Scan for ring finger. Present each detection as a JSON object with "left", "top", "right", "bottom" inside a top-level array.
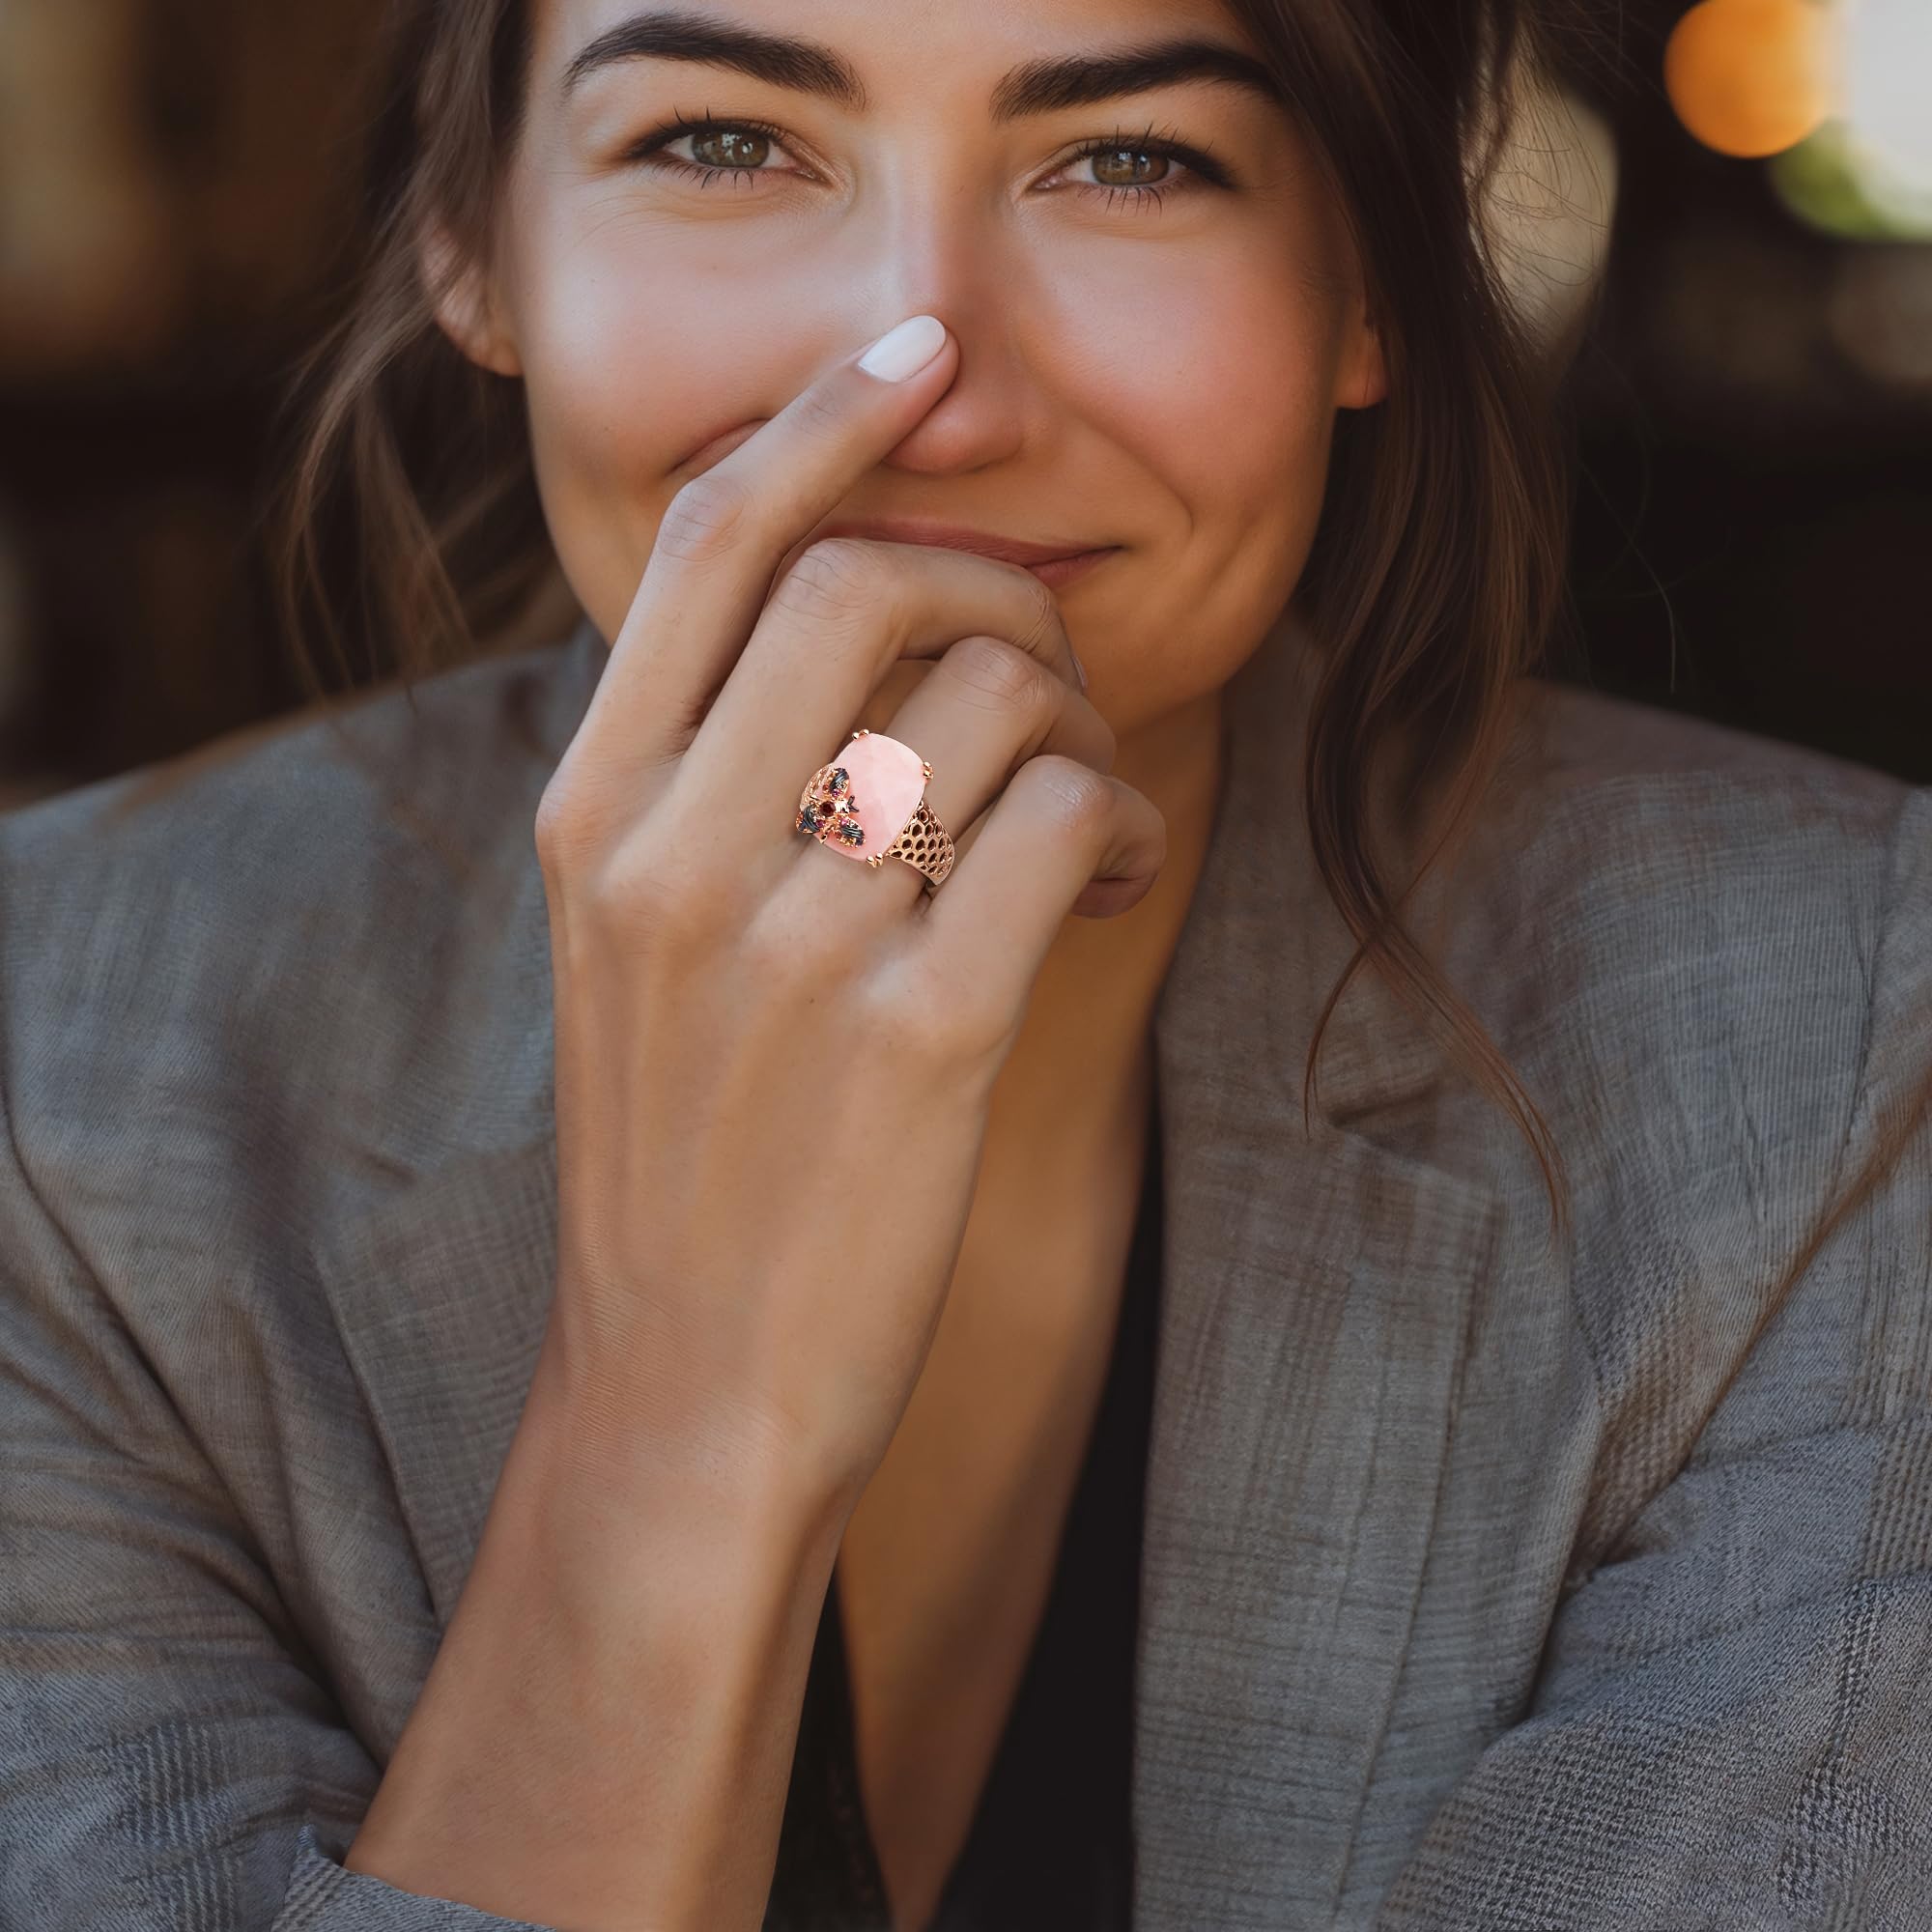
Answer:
[
  {"left": 675, "top": 537, "right": 1096, "bottom": 884},
  {"left": 781, "top": 627, "right": 1116, "bottom": 915}
]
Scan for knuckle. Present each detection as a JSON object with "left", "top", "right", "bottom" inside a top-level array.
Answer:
[
  {"left": 787, "top": 378, "right": 849, "bottom": 446},
  {"left": 942, "top": 633, "right": 1050, "bottom": 714},
  {"left": 860, "top": 955, "right": 975, "bottom": 1055},
  {"left": 1008, "top": 568, "right": 1066, "bottom": 663},
  {"left": 533, "top": 779, "right": 589, "bottom": 872},
  {"left": 749, "top": 897, "right": 864, "bottom": 988},
  {"left": 655, "top": 471, "right": 756, "bottom": 564},
  {"left": 533, "top": 761, "right": 612, "bottom": 871},
  {"left": 871, "top": 952, "right": 1012, "bottom": 1068},
  {"left": 534, "top": 750, "right": 658, "bottom": 870},
  {"left": 769, "top": 536, "right": 892, "bottom": 631},
  {"left": 1013, "top": 753, "right": 1114, "bottom": 834},
  {"left": 579, "top": 836, "right": 733, "bottom": 952}
]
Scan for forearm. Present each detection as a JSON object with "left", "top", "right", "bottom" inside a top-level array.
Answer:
[{"left": 343, "top": 1324, "right": 849, "bottom": 1932}]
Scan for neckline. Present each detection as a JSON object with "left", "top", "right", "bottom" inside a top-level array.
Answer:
[{"left": 810, "top": 1081, "right": 1164, "bottom": 1928}]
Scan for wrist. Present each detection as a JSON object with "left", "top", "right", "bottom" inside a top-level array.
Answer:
[
  {"left": 345, "top": 1320, "right": 848, "bottom": 1927},
  {"left": 511, "top": 1314, "right": 855, "bottom": 1591}
]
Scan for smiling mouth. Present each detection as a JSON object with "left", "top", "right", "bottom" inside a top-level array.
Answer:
[
  {"left": 811, "top": 518, "right": 1119, "bottom": 568},
  {"left": 1020, "top": 548, "right": 1121, "bottom": 588}
]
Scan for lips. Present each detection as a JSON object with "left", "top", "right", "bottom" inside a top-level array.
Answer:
[{"left": 812, "top": 518, "right": 1114, "bottom": 568}]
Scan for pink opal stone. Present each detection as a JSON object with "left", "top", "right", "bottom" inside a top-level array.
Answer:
[{"left": 824, "top": 731, "right": 925, "bottom": 861}]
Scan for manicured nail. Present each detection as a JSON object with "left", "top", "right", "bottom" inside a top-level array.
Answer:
[{"left": 857, "top": 314, "right": 948, "bottom": 382}]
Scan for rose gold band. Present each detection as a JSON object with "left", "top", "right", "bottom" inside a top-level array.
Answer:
[{"left": 877, "top": 793, "right": 956, "bottom": 891}]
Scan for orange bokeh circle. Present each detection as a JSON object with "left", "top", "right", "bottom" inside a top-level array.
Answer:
[{"left": 1664, "top": 0, "right": 1843, "bottom": 159}]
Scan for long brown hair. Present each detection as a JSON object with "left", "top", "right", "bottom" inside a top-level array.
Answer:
[{"left": 271, "top": 0, "right": 1929, "bottom": 1285}]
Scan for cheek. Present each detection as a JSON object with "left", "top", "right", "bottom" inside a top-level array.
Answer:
[
  {"left": 1125, "top": 294, "right": 1335, "bottom": 537},
  {"left": 506, "top": 201, "right": 803, "bottom": 626},
  {"left": 1010, "top": 229, "right": 1345, "bottom": 716},
  {"left": 1037, "top": 228, "right": 1341, "bottom": 549}
]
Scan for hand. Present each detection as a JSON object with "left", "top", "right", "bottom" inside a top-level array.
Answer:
[{"left": 531, "top": 313, "right": 1167, "bottom": 1526}]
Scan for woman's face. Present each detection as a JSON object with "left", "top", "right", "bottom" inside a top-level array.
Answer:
[{"left": 447, "top": 0, "right": 1386, "bottom": 735}]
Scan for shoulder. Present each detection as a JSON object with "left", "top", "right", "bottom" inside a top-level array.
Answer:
[
  {"left": 0, "top": 628, "right": 600, "bottom": 1654},
  {"left": 0, "top": 624, "right": 599, "bottom": 1216},
  {"left": 1451, "top": 679, "right": 1930, "bottom": 1449},
  {"left": 1469, "top": 677, "right": 1929, "bottom": 1176},
  {"left": 1333, "top": 675, "right": 1930, "bottom": 1244},
  {"left": 0, "top": 618, "right": 594, "bottom": 897},
  {"left": 1502, "top": 671, "right": 1918, "bottom": 895},
  {"left": 1461, "top": 677, "right": 1925, "bottom": 1066}
]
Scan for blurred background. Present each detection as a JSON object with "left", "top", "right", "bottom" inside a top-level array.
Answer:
[{"left": 0, "top": 0, "right": 1924, "bottom": 809}]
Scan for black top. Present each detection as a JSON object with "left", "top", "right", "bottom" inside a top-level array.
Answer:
[{"left": 763, "top": 1089, "right": 1165, "bottom": 1932}]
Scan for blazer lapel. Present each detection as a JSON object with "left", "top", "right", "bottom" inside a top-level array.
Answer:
[
  {"left": 313, "top": 623, "right": 604, "bottom": 1633},
  {"left": 316, "top": 1127, "right": 564, "bottom": 1630},
  {"left": 1134, "top": 611, "right": 1505, "bottom": 1927}
]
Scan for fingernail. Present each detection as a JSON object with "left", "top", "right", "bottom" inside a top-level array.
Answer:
[
  {"left": 1071, "top": 646, "right": 1089, "bottom": 691},
  {"left": 857, "top": 314, "right": 948, "bottom": 382}
]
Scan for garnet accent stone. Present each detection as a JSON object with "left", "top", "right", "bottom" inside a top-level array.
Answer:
[{"left": 798, "top": 769, "right": 863, "bottom": 848}]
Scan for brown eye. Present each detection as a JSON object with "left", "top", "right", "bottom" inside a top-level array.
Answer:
[
  {"left": 1055, "top": 131, "right": 1229, "bottom": 210},
  {"left": 688, "top": 127, "right": 773, "bottom": 171},
  {"left": 1086, "top": 147, "right": 1174, "bottom": 190}
]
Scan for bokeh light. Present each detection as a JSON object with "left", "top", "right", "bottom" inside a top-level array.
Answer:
[
  {"left": 1771, "top": 121, "right": 1932, "bottom": 241},
  {"left": 1664, "top": 0, "right": 1843, "bottom": 159},
  {"left": 1842, "top": 0, "right": 1932, "bottom": 190}
]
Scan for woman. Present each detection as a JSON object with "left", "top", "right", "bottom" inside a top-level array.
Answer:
[{"left": 2, "top": 1, "right": 1927, "bottom": 1929}]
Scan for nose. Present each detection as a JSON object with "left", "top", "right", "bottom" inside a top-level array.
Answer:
[{"left": 840, "top": 189, "right": 1035, "bottom": 476}]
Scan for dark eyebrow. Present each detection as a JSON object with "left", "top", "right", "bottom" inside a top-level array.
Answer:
[{"left": 561, "top": 11, "right": 1288, "bottom": 121}]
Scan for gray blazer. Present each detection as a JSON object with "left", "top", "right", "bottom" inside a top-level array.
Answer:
[{"left": 3, "top": 611, "right": 1928, "bottom": 1930}]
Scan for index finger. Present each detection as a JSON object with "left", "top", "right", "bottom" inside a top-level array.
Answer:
[{"left": 576, "top": 315, "right": 959, "bottom": 776}]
